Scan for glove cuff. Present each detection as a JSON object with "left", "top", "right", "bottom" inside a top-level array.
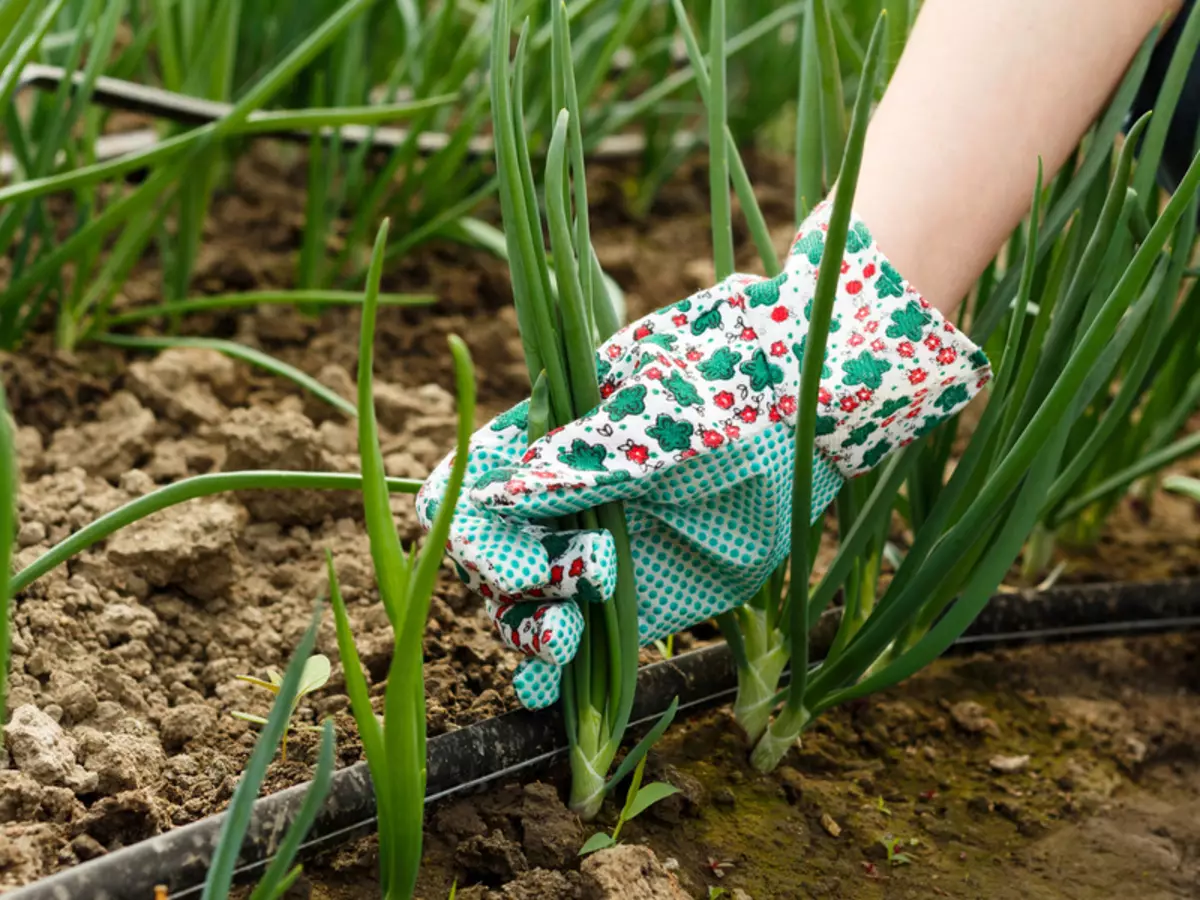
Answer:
[{"left": 780, "top": 202, "right": 992, "bottom": 478}]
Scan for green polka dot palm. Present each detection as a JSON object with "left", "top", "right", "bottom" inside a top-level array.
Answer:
[{"left": 416, "top": 204, "right": 991, "bottom": 709}]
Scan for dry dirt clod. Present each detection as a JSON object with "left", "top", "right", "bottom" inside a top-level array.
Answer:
[
  {"left": 455, "top": 830, "right": 529, "bottom": 881},
  {"left": 579, "top": 845, "right": 689, "bottom": 900},
  {"left": 126, "top": 347, "right": 243, "bottom": 426},
  {"left": 4, "top": 705, "right": 78, "bottom": 786},
  {"left": 950, "top": 700, "right": 1001, "bottom": 737},
  {"left": 105, "top": 499, "right": 245, "bottom": 601},
  {"left": 820, "top": 812, "right": 842, "bottom": 837},
  {"left": 0, "top": 771, "right": 46, "bottom": 822},
  {"left": 43, "top": 392, "right": 154, "bottom": 480},
  {"left": 518, "top": 783, "right": 583, "bottom": 869},
  {"left": 159, "top": 704, "right": 219, "bottom": 752},
  {"left": 989, "top": 754, "right": 1031, "bottom": 774}
]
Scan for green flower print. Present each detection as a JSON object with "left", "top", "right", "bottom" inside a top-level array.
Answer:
[
  {"left": 663, "top": 371, "right": 704, "bottom": 407},
  {"left": 698, "top": 346, "right": 743, "bottom": 381},
  {"left": 863, "top": 439, "right": 893, "bottom": 468},
  {"left": 876, "top": 261, "right": 905, "bottom": 299},
  {"left": 575, "top": 577, "right": 604, "bottom": 604},
  {"left": 885, "top": 299, "right": 932, "bottom": 341},
  {"left": 641, "top": 333, "right": 678, "bottom": 351},
  {"left": 933, "top": 383, "right": 970, "bottom": 412},
  {"left": 969, "top": 349, "right": 988, "bottom": 368},
  {"left": 873, "top": 396, "right": 911, "bottom": 419},
  {"left": 841, "top": 351, "right": 893, "bottom": 391},
  {"left": 793, "top": 337, "right": 832, "bottom": 378},
  {"left": 842, "top": 422, "right": 878, "bottom": 448},
  {"left": 845, "top": 220, "right": 872, "bottom": 253},
  {"left": 803, "top": 299, "right": 843, "bottom": 331},
  {"left": 596, "top": 470, "right": 633, "bottom": 486},
  {"left": 454, "top": 560, "right": 471, "bottom": 584},
  {"left": 673, "top": 298, "right": 692, "bottom": 313},
  {"left": 739, "top": 349, "right": 785, "bottom": 392},
  {"left": 474, "top": 467, "right": 517, "bottom": 490},
  {"left": 793, "top": 229, "right": 824, "bottom": 265},
  {"left": 745, "top": 273, "right": 787, "bottom": 308},
  {"left": 816, "top": 415, "right": 837, "bottom": 436},
  {"left": 691, "top": 301, "right": 724, "bottom": 336},
  {"left": 558, "top": 439, "right": 609, "bottom": 471},
  {"left": 647, "top": 414, "right": 695, "bottom": 452},
  {"left": 596, "top": 357, "right": 612, "bottom": 380},
  {"left": 491, "top": 403, "right": 529, "bottom": 432},
  {"left": 540, "top": 532, "right": 575, "bottom": 561},
  {"left": 608, "top": 384, "right": 647, "bottom": 420}
]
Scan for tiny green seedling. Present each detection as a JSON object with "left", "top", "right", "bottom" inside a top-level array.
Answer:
[
  {"left": 874, "top": 795, "right": 892, "bottom": 817},
  {"left": 231, "top": 654, "right": 331, "bottom": 762},
  {"left": 578, "top": 755, "right": 680, "bottom": 856},
  {"left": 653, "top": 634, "right": 675, "bottom": 660},
  {"left": 708, "top": 888, "right": 728, "bottom": 899},
  {"left": 881, "top": 835, "right": 918, "bottom": 867}
]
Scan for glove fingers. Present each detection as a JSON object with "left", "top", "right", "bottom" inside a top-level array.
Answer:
[
  {"left": 447, "top": 508, "right": 551, "bottom": 595},
  {"left": 486, "top": 597, "right": 584, "bottom": 666},
  {"left": 512, "top": 658, "right": 562, "bottom": 710}
]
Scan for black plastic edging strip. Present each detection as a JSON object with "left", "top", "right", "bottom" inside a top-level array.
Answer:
[{"left": 10, "top": 577, "right": 1200, "bottom": 900}]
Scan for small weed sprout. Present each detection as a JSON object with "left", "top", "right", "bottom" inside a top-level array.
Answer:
[
  {"left": 881, "top": 835, "right": 918, "bottom": 867},
  {"left": 231, "top": 654, "right": 331, "bottom": 762},
  {"left": 578, "top": 755, "right": 680, "bottom": 856}
]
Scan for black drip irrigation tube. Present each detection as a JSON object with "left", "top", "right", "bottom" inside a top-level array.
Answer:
[{"left": 11, "top": 577, "right": 1200, "bottom": 900}]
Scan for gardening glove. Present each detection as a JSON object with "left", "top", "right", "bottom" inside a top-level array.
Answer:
[{"left": 416, "top": 200, "right": 991, "bottom": 710}]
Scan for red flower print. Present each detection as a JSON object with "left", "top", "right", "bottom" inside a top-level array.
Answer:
[
  {"left": 528, "top": 588, "right": 545, "bottom": 599},
  {"left": 680, "top": 448, "right": 698, "bottom": 460},
  {"left": 770, "top": 341, "right": 788, "bottom": 357},
  {"left": 625, "top": 443, "right": 649, "bottom": 464},
  {"left": 634, "top": 324, "right": 653, "bottom": 340},
  {"left": 863, "top": 263, "right": 877, "bottom": 278},
  {"left": 919, "top": 297, "right": 931, "bottom": 309},
  {"left": 871, "top": 339, "right": 886, "bottom": 352},
  {"left": 741, "top": 326, "right": 757, "bottom": 341},
  {"left": 849, "top": 333, "right": 865, "bottom": 347},
  {"left": 740, "top": 406, "right": 758, "bottom": 423},
  {"left": 687, "top": 349, "right": 702, "bottom": 362},
  {"left": 856, "top": 387, "right": 873, "bottom": 402},
  {"left": 846, "top": 280, "right": 862, "bottom": 295},
  {"left": 724, "top": 423, "right": 741, "bottom": 439},
  {"left": 701, "top": 428, "right": 724, "bottom": 448},
  {"left": 541, "top": 629, "right": 552, "bottom": 646},
  {"left": 522, "top": 448, "right": 538, "bottom": 463},
  {"left": 924, "top": 334, "right": 942, "bottom": 351},
  {"left": 882, "top": 415, "right": 896, "bottom": 427},
  {"left": 943, "top": 322, "right": 955, "bottom": 332},
  {"left": 898, "top": 341, "right": 915, "bottom": 358},
  {"left": 600, "top": 381, "right": 616, "bottom": 398},
  {"left": 769, "top": 405, "right": 782, "bottom": 423},
  {"left": 818, "top": 387, "right": 832, "bottom": 405},
  {"left": 729, "top": 294, "right": 746, "bottom": 310},
  {"left": 607, "top": 344, "right": 622, "bottom": 360},
  {"left": 672, "top": 313, "right": 688, "bottom": 326},
  {"left": 855, "top": 305, "right": 871, "bottom": 321},
  {"left": 908, "top": 368, "right": 927, "bottom": 385},
  {"left": 714, "top": 391, "right": 735, "bottom": 409},
  {"left": 941, "top": 376, "right": 956, "bottom": 386},
  {"left": 840, "top": 260, "right": 850, "bottom": 274},
  {"left": 549, "top": 565, "right": 564, "bottom": 585},
  {"left": 569, "top": 558, "right": 585, "bottom": 577},
  {"left": 937, "top": 347, "right": 958, "bottom": 365},
  {"left": 864, "top": 320, "right": 878, "bottom": 334},
  {"left": 779, "top": 394, "right": 797, "bottom": 415},
  {"left": 914, "top": 388, "right": 929, "bottom": 400},
  {"left": 771, "top": 305, "right": 789, "bottom": 322},
  {"left": 480, "top": 583, "right": 493, "bottom": 597},
  {"left": 840, "top": 395, "right": 859, "bottom": 412},
  {"left": 646, "top": 367, "right": 663, "bottom": 380},
  {"left": 978, "top": 374, "right": 991, "bottom": 388},
  {"left": 506, "top": 480, "right": 529, "bottom": 495}
]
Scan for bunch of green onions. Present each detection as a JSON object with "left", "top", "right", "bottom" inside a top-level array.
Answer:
[
  {"left": 490, "top": 0, "right": 677, "bottom": 820},
  {"left": 676, "top": 1, "right": 1200, "bottom": 771}
]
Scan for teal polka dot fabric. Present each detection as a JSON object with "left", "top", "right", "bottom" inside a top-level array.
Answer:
[{"left": 416, "top": 204, "right": 991, "bottom": 709}]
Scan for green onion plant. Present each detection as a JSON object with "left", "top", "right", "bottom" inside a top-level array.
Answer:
[
  {"left": 201, "top": 603, "right": 338, "bottom": 900},
  {"left": 326, "top": 219, "right": 475, "bottom": 900},
  {"left": 490, "top": 0, "right": 678, "bottom": 820},
  {"left": 675, "top": 6, "right": 1200, "bottom": 771}
]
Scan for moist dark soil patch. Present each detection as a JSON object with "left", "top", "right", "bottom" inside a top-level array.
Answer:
[{"left": 1, "top": 145, "right": 1198, "bottom": 892}]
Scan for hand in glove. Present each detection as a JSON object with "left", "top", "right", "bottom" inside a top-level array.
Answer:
[{"left": 416, "top": 202, "right": 990, "bottom": 709}]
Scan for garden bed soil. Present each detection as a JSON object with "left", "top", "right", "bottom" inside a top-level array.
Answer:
[{"left": 1, "top": 147, "right": 1199, "bottom": 896}]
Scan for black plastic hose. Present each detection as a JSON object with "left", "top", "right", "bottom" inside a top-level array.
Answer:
[{"left": 8, "top": 577, "right": 1200, "bottom": 900}]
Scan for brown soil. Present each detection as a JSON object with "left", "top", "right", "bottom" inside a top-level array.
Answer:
[{"left": 1, "top": 146, "right": 1199, "bottom": 896}]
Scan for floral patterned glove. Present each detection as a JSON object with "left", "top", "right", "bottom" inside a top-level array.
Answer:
[{"left": 416, "top": 202, "right": 991, "bottom": 709}]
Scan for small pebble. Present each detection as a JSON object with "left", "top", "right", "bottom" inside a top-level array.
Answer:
[
  {"left": 820, "top": 812, "right": 842, "bottom": 837},
  {"left": 989, "top": 754, "right": 1030, "bottom": 774}
]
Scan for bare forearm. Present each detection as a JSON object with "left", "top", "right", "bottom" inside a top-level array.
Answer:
[{"left": 854, "top": 0, "right": 1182, "bottom": 315}]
